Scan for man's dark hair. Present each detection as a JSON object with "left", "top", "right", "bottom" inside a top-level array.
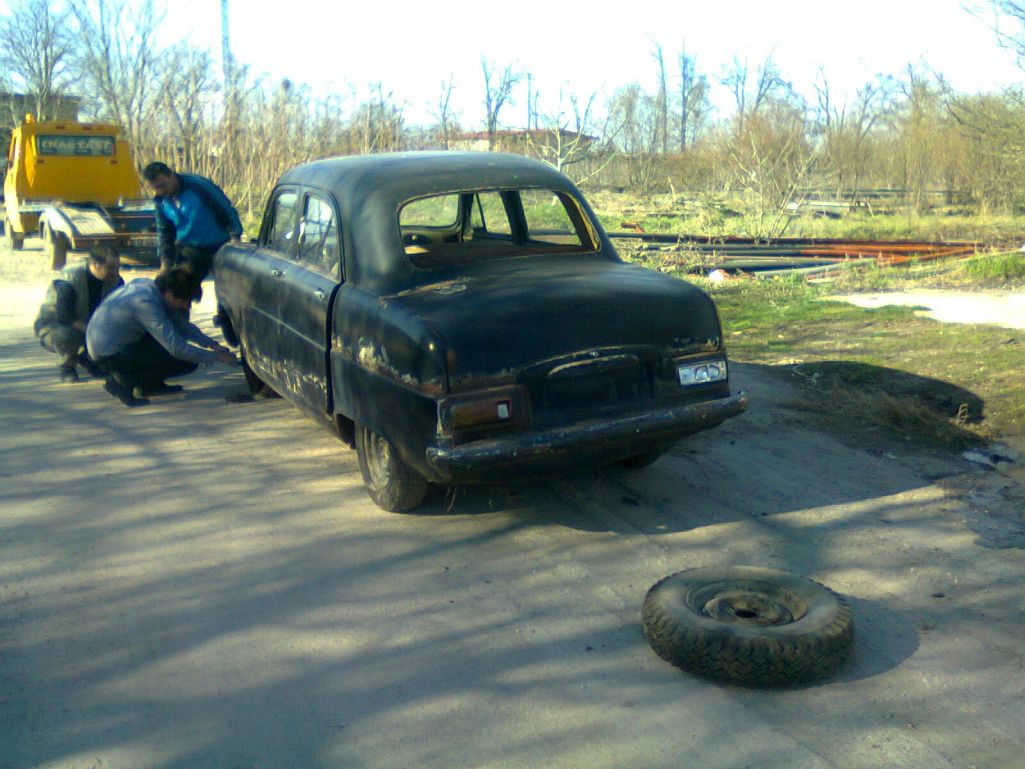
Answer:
[
  {"left": 88, "top": 243, "right": 120, "bottom": 266},
  {"left": 143, "top": 161, "right": 174, "bottom": 181},
  {"left": 155, "top": 266, "right": 203, "bottom": 302}
]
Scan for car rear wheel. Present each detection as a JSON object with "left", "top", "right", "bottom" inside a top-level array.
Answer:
[
  {"left": 642, "top": 565, "right": 854, "bottom": 686},
  {"left": 356, "top": 425, "right": 428, "bottom": 512}
]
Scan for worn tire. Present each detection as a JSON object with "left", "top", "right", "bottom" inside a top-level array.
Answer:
[
  {"left": 43, "top": 225, "right": 68, "bottom": 270},
  {"left": 355, "top": 425, "right": 428, "bottom": 512},
  {"left": 642, "top": 565, "right": 853, "bottom": 687},
  {"left": 620, "top": 449, "right": 664, "bottom": 469},
  {"left": 240, "top": 350, "right": 279, "bottom": 398}
]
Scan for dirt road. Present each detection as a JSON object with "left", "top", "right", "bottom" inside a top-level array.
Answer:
[{"left": 2, "top": 243, "right": 1024, "bottom": 769}]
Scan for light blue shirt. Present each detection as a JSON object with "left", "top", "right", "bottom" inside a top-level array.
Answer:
[{"left": 86, "top": 279, "right": 219, "bottom": 364}]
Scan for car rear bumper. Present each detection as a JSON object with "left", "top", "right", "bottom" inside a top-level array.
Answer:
[{"left": 424, "top": 391, "right": 748, "bottom": 483}]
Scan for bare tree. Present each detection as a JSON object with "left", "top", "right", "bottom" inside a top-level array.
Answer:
[
  {"left": 481, "top": 58, "right": 521, "bottom": 149},
  {"left": 526, "top": 89, "right": 614, "bottom": 182},
  {"left": 0, "top": 0, "right": 75, "bottom": 120},
  {"left": 67, "top": 0, "right": 165, "bottom": 149},
  {"left": 607, "top": 83, "right": 661, "bottom": 188},
  {"left": 652, "top": 42, "right": 669, "bottom": 154},
  {"left": 889, "top": 65, "right": 949, "bottom": 215},
  {"left": 348, "top": 83, "right": 405, "bottom": 155},
  {"left": 677, "top": 46, "right": 708, "bottom": 150},
  {"left": 429, "top": 76, "right": 458, "bottom": 149},
  {"left": 721, "top": 54, "right": 789, "bottom": 128},
  {"left": 814, "top": 70, "right": 895, "bottom": 200},
  {"left": 971, "top": 2, "right": 1025, "bottom": 66},
  {"left": 147, "top": 44, "right": 219, "bottom": 173}
]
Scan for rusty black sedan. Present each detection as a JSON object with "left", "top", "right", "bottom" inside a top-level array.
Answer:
[{"left": 214, "top": 152, "right": 747, "bottom": 511}]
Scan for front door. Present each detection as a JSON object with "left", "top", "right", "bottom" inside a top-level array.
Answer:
[{"left": 269, "top": 191, "right": 341, "bottom": 414}]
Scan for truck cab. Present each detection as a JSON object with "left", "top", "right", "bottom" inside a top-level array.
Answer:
[{"left": 2, "top": 115, "right": 156, "bottom": 267}]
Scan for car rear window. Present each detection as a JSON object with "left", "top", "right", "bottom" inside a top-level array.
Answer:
[{"left": 399, "top": 188, "right": 598, "bottom": 268}]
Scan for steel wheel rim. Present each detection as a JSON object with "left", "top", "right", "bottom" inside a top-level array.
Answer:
[
  {"left": 688, "top": 580, "right": 807, "bottom": 627},
  {"left": 366, "top": 431, "right": 393, "bottom": 487}
]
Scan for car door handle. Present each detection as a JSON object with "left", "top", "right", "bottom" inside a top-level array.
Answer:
[
  {"left": 270, "top": 268, "right": 283, "bottom": 277},
  {"left": 314, "top": 289, "right": 327, "bottom": 301}
]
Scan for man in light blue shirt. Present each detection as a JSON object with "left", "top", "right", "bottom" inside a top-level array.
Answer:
[
  {"left": 86, "top": 268, "right": 236, "bottom": 406},
  {"left": 143, "top": 162, "right": 243, "bottom": 282}
]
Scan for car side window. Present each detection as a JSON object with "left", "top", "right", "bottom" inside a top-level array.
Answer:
[
  {"left": 471, "top": 191, "right": 512, "bottom": 236},
  {"left": 266, "top": 190, "right": 300, "bottom": 254},
  {"left": 297, "top": 195, "right": 340, "bottom": 278},
  {"left": 521, "top": 189, "right": 593, "bottom": 247}
]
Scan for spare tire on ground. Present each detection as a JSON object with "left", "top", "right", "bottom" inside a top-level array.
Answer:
[{"left": 642, "top": 565, "right": 853, "bottom": 687}]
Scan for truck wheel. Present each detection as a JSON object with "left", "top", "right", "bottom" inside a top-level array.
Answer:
[
  {"left": 642, "top": 566, "right": 853, "bottom": 687},
  {"left": 356, "top": 425, "right": 428, "bottom": 512},
  {"left": 43, "top": 225, "right": 68, "bottom": 270},
  {"left": 3, "top": 219, "right": 24, "bottom": 251}
]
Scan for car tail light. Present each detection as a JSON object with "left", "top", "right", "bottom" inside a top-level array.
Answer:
[
  {"left": 441, "top": 387, "right": 525, "bottom": 433},
  {"left": 676, "top": 358, "right": 727, "bottom": 387}
]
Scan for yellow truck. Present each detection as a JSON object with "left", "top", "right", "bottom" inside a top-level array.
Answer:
[{"left": 2, "top": 115, "right": 156, "bottom": 268}]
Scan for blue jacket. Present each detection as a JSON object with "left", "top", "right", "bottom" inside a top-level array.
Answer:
[
  {"left": 153, "top": 173, "right": 243, "bottom": 261},
  {"left": 86, "top": 278, "right": 220, "bottom": 364}
]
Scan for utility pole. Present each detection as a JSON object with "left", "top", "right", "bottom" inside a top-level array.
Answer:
[{"left": 221, "top": 0, "right": 233, "bottom": 92}]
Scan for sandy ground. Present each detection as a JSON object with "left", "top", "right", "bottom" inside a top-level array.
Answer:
[
  {"left": 2, "top": 242, "right": 1025, "bottom": 769},
  {"left": 831, "top": 290, "right": 1025, "bottom": 329}
]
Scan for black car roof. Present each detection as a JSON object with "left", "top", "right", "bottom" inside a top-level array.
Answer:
[
  {"left": 279, "top": 151, "right": 577, "bottom": 203},
  {"left": 275, "top": 151, "right": 609, "bottom": 293}
]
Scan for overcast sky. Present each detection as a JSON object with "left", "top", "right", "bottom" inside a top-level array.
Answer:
[{"left": 6, "top": 0, "right": 1025, "bottom": 126}]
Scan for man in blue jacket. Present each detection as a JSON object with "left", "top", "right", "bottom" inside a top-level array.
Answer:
[
  {"left": 86, "top": 267, "right": 237, "bottom": 407},
  {"left": 143, "top": 162, "right": 243, "bottom": 281}
]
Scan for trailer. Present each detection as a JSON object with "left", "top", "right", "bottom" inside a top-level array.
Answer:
[{"left": 2, "top": 115, "right": 156, "bottom": 268}]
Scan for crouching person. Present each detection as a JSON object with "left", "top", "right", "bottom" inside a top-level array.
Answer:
[
  {"left": 85, "top": 267, "right": 237, "bottom": 407},
  {"left": 34, "top": 245, "right": 123, "bottom": 382}
]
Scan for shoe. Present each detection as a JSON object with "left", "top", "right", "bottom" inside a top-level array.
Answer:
[
  {"left": 138, "top": 382, "right": 184, "bottom": 397},
  {"left": 104, "top": 379, "right": 149, "bottom": 407},
  {"left": 78, "top": 354, "right": 105, "bottom": 378},
  {"left": 60, "top": 367, "right": 80, "bottom": 383}
]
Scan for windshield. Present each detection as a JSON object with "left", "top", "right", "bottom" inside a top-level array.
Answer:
[{"left": 399, "top": 188, "right": 598, "bottom": 268}]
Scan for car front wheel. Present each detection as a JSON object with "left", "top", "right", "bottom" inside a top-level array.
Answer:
[
  {"left": 240, "top": 349, "right": 278, "bottom": 398},
  {"left": 355, "top": 425, "right": 428, "bottom": 512}
]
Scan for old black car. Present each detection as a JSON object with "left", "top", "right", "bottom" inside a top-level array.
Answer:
[{"left": 214, "top": 152, "right": 747, "bottom": 511}]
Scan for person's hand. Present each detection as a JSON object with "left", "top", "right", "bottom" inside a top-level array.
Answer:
[{"left": 215, "top": 350, "right": 237, "bottom": 365}]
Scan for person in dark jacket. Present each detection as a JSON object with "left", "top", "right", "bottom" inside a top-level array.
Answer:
[
  {"left": 143, "top": 161, "right": 243, "bottom": 282},
  {"left": 34, "top": 245, "right": 123, "bottom": 382},
  {"left": 86, "top": 267, "right": 237, "bottom": 407}
]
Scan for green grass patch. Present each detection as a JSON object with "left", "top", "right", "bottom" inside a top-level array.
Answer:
[
  {"left": 590, "top": 190, "right": 1025, "bottom": 244},
  {"left": 961, "top": 251, "right": 1025, "bottom": 283},
  {"left": 689, "top": 273, "right": 1025, "bottom": 450}
]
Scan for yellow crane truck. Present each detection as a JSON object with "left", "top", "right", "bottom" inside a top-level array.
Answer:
[{"left": 2, "top": 115, "right": 156, "bottom": 269}]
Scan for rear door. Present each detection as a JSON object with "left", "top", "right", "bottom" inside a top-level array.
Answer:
[{"left": 268, "top": 190, "right": 341, "bottom": 414}]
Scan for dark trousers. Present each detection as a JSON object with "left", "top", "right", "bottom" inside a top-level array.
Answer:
[
  {"left": 37, "top": 325, "right": 84, "bottom": 371},
  {"left": 163, "top": 244, "right": 220, "bottom": 283},
  {"left": 95, "top": 333, "right": 198, "bottom": 390}
]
